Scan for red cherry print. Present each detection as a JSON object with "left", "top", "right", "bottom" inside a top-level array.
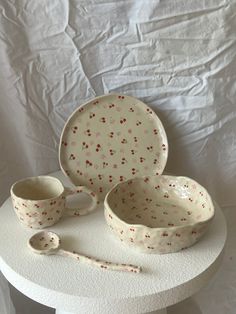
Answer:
[
  {"left": 72, "top": 126, "right": 78, "bottom": 133},
  {"left": 89, "top": 178, "right": 94, "bottom": 185},
  {"left": 168, "top": 183, "right": 176, "bottom": 187},
  {"left": 181, "top": 218, "right": 187, "bottom": 221},
  {"left": 109, "top": 214, "right": 113, "bottom": 219},
  {"left": 155, "top": 185, "right": 160, "bottom": 189},
  {"left": 188, "top": 197, "right": 193, "bottom": 202},
  {"left": 153, "top": 159, "right": 158, "bottom": 164},
  {"left": 199, "top": 191, "right": 204, "bottom": 196},
  {"left": 140, "top": 157, "right": 145, "bottom": 163},
  {"left": 90, "top": 192, "right": 96, "bottom": 197},
  {"left": 192, "top": 230, "right": 197, "bottom": 235},
  {"left": 98, "top": 174, "right": 103, "bottom": 180},
  {"left": 130, "top": 228, "right": 135, "bottom": 232},
  {"left": 184, "top": 184, "right": 189, "bottom": 188},
  {"left": 62, "top": 141, "right": 68, "bottom": 146},
  {"left": 133, "top": 137, "right": 138, "bottom": 143},
  {"left": 50, "top": 201, "right": 56, "bottom": 205},
  {"left": 99, "top": 187, "right": 103, "bottom": 193},
  {"left": 202, "top": 204, "right": 205, "bottom": 208},
  {"left": 34, "top": 204, "right": 39, "bottom": 208},
  {"left": 175, "top": 233, "right": 181, "bottom": 237},
  {"left": 109, "top": 175, "right": 113, "bottom": 183},
  {"left": 121, "top": 138, "right": 127, "bottom": 144},
  {"left": 162, "top": 211, "right": 168, "bottom": 215},
  {"left": 120, "top": 176, "right": 124, "bottom": 182},
  {"left": 145, "top": 198, "right": 152, "bottom": 203},
  {"left": 151, "top": 215, "right": 157, "bottom": 219},
  {"left": 153, "top": 129, "right": 158, "bottom": 135},
  {"left": 167, "top": 243, "right": 172, "bottom": 246},
  {"left": 146, "top": 108, "right": 153, "bottom": 114},
  {"left": 93, "top": 101, "right": 99, "bottom": 105},
  {"left": 168, "top": 223, "right": 174, "bottom": 226},
  {"left": 131, "top": 168, "right": 138, "bottom": 175},
  {"left": 96, "top": 144, "right": 102, "bottom": 152},
  {"left": 109, "top": 149, "right": 115, "bottom": 156},
  {"left": 85, "top": 129, "right": 91, "bottom": 136},
  {"left": 162, "top": 232, "right": 168, "bottom": 237},
  {"left": 162, "top": 144, "right": 166, "bottom": 151},
  {"left": 131, "top": 149, "right": 136, "bottom": 155},
  {"left": 109, "top": 103, "right": 115, "bottom": 108},
  {"left": 187, "top": 211, "right": 192, "bottom": 215},
  {"left": 102, "top": 162, "right": 108, "bottom": 168},
  {"left": 147, "top": 246, "right": 154, "bottom": 250},
  {"left": 109, "top": 132, "right": 114, "bottom": 138},
  {"left": 76, "top": 170, "right": 83, "bottom": 176},
  {"left": 89, "top": 112, "right": 95, "bottom": 119},
  {"left": 145, "top": 234, "right": 151, "bottom": 238},
  {"left": 82, "top": 142, "right": 89, "bottom": 150},
  {"left": 99, "top": 117, "right": 106, "bottom": 123},
  {"left": 85, "top": 160, "right": 93, "bottom": 167},
  {"left": 136, "top": 121, "right": 142, "bottom": 126},
  {"left": 129, "top": 107, "right": 134, "bottom": 112},
  {"left": 147, "top": 146, "right": 153, "bottom": 151},
  {"left": 121, "top": 157, "right": 127, "bottom": 164},
  {"left": 144, "top": 177, "right": 149, "bottom": 183},
  {"left": 78, "top": 107, "right": 84, "bottom": 112},
  {"left": 42, "top": 211, "right": 47, "bottom": 215},
  {"left": 118, "top": 95, "right": 125, "bottom": 99},
  {"left": 164, "top": 193, "right": 169, "bottom": 198},
  {"left": 120, "top": 118, "right": 126, "bottom": 124},
  {"left": 136, "top": 214, "right": 141, "bottom": 219},
  {"left": 69, "top": 153, "right": 76, "bottom": 160}
]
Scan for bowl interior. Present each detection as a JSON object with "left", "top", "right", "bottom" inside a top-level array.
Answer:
[{"left": 106, "top": 176, "right": 214, "bottom": 228}]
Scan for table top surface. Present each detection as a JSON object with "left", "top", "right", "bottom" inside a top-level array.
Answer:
[{"left": 0, "top": 171, "right": 227, "bottom": 313}]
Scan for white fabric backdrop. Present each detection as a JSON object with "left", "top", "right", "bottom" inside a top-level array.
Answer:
[{"left": 0, "top": 0, "right": 235, "bottom": 313}]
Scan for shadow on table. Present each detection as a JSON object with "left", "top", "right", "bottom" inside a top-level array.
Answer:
[{"left": 168, "top": 297, "right": 202, "bottom": 314}]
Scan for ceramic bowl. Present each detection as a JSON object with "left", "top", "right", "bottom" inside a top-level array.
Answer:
[{"left": 104, "top": 175, "right": 215, "bottom": 254}]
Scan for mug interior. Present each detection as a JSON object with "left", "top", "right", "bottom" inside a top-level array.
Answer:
[{"left": 12, "top": 176, "right": 64, "bottom": 200}]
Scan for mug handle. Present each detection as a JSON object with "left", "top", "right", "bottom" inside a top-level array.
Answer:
[{"left": 63, "top": 186, "right": 99, "bottom": 216}]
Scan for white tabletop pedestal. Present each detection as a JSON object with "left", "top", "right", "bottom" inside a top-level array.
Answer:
[{"left": 0, "top": 171, "right": 226, "bottom": 314}]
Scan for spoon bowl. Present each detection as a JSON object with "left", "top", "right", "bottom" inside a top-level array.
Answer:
[{"left": 28, "top": 231, "right": 60, "bottom": 255}]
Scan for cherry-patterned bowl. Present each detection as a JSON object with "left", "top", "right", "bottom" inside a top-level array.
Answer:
[{"left": 104, "top": 175, "right": 215, "bottom": 254}]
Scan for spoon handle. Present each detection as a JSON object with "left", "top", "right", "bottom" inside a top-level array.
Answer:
[{"left": 58, "top": 249, "right": 141, "bottom": 273}]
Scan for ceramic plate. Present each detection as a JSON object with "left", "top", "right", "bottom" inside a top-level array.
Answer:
[{"left": 59, "top": 94, "right": 168, "bottom": 199}]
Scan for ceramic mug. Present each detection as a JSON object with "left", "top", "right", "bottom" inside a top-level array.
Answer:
[{"left": 10, "top": 176, "right": 99, "bottom": 229}]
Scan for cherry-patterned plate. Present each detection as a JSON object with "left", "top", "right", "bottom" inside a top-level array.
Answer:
[{"left": 59, "top": 94, "right": 168, "bottom": 199}]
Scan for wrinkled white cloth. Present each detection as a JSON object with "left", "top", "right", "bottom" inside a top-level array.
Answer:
[{"left": 0, "top": 0, "right": 235, "bottom": 313}]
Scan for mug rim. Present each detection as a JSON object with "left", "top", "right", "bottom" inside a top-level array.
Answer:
[{"left": 11, "top": 176, "right": 65, "bottom": 201}]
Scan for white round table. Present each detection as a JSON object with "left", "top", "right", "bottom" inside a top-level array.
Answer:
[{"left": 0, "top": 171, "right": 227, "bottom": 314}]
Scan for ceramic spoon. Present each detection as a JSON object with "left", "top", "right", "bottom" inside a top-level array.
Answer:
[{"left": 28, "top": 231, "right": 141, "bottom": 273}]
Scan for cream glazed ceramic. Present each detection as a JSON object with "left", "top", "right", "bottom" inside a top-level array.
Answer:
[
  {"left": 104, "top": 175, "right": 215, "bottom": 254},
  {"left": 28, "top": 231, "right": 141, "bottom": 273},
  {"left": 11, "top": 176, "right": 98, "bottom": 229},
  {"left": 59, "top": 94, "right": 168, "bottom": 200}
]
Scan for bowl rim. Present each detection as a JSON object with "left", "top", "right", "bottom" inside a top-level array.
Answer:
[{"left": 104, "top": 175, "right": 215, "bottom": 230}]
